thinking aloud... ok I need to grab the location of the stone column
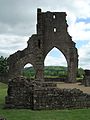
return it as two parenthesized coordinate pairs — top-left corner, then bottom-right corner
(67, 48), (78, 83)
(34, 46), (44, 81)
(68, 61), (77, 83)
(35, 63), (44, 81)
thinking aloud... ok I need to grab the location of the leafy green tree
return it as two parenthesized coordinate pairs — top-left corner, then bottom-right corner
(77, 67), (85, 78)
(0, 56), (8, 76)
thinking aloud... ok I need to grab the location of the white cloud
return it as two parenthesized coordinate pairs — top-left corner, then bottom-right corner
(0, 34), (28, 57)
(0, 0), (90, 36)
(68, 22), (90, 41)
(73, 0), (90, 18)
(78, 41), (90, 69)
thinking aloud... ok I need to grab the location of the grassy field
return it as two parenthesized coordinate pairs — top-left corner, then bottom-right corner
(0, 82), (90, 120)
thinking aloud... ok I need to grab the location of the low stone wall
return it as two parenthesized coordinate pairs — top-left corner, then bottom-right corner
(5, 76), (90, 110)
(33, 88), (90, 110)
(45, 77), (67, 82)
(0, 117), (6, 120)
(5, 77), (33, 108)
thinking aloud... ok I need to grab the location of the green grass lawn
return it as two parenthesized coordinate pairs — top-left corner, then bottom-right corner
(0, 82), (90, 120)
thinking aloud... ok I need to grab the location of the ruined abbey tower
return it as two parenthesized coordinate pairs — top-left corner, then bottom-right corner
(8, 8), (78, 82)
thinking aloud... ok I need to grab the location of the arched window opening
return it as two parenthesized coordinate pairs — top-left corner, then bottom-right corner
(54, 27), (57, 32)
(53, 15), (56, 19)
(22, 63), (35, 79)
(44, 47), (67, 79)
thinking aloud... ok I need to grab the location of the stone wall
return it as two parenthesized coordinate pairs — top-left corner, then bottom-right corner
(45, 77), (67, 82)
(83, 70), (90, 86)
(5, 77), (90, 110)
(33, 88), (90, 110)
(0, 117), (6, 120)
(5, 77), (33, 108)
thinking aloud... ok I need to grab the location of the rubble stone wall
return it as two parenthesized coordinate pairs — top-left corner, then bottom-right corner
(33, 88), (90, 110)
(45, 77), (67, 82)
(5, 77), (90, 110)
(0, 117), (6, 120)
(83, 70), (90, 86)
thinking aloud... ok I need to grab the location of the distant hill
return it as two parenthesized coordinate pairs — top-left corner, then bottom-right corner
(22, 66), (68, 78)
(22, 66), (84, 79)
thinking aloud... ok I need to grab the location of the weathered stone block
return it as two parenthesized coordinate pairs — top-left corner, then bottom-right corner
(83, 70), (90, 86)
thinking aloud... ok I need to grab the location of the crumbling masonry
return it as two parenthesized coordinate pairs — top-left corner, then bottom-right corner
(5, 76), (90, 109)
(83, 70), (90, 86)
(5, 9), (90, 110)
(8, 8), (78, 82)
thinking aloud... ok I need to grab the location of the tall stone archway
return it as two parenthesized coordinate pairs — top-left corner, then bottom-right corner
(8, 8), (78, 83)
(43, 44), (78, 82)
(44, 47), (68, 79)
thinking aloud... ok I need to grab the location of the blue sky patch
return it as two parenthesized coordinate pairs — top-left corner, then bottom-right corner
(76, 18), (90, 23)
(76, 41), (88, 48)
(47, 47), (63, 58)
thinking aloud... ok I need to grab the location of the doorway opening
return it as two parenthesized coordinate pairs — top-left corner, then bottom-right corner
(44, 47), (67, 81)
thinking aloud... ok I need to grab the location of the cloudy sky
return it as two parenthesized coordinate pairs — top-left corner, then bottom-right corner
(0, 0), (90, 69)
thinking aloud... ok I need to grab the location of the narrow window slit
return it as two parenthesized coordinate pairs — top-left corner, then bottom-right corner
(53, 15), (56, 19)
(38, 39), (41, 48)
(54, 28), (57, 32)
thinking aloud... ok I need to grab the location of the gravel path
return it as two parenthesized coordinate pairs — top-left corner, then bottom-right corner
(57, 82), (90, 94)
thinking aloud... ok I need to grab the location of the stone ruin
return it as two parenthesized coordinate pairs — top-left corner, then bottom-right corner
(5, 9), (90, 110)
(5, 76), (90, 109)
(83, 70), (90, 87)
(0, 117), (6, 120)
(7, 8), (78, 83)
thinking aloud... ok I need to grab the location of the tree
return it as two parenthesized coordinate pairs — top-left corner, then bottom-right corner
(0, 56), (8, 76)
(77, 67), (85, 78)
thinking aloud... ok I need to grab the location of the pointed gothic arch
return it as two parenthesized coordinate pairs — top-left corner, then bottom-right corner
(44, 47), (67, 79)
(22, 63), (35, 79)
(44, 47), (67, 66)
